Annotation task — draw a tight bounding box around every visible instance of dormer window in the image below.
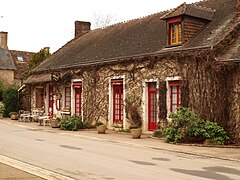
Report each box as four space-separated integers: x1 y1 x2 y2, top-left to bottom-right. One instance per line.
166 17 182 46
17 56 24 62
170 22 182 45
161 3 215 47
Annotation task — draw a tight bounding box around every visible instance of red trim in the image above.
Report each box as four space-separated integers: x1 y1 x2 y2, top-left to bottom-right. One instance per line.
111 79 123 85
169 81 180 86
113 84 123 123
169 81 181 112
148 82 157 131
166 17 181 23
74 88 82 116
48 84 53 116
72 82 82 88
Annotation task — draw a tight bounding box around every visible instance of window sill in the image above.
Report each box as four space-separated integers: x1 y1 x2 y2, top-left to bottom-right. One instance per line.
165 44 182 48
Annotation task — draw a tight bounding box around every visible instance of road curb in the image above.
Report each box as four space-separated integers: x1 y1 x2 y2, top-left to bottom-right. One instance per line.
0 154 74 180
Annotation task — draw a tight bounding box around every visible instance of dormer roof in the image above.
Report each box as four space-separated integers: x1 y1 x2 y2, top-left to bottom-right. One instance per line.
161 3 215 21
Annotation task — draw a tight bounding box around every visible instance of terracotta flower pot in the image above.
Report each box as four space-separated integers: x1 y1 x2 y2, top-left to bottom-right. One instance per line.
10 114 19 120
130 128 142 139
51 119 60 128
97 125 107 134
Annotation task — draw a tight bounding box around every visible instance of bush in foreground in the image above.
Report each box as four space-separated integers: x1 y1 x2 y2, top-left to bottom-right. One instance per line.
59 115 86 131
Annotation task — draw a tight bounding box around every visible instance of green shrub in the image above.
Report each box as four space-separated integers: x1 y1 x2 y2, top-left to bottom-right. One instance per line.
163 107 205 143
163 107 229 145
203 121 229 145
3 88 19 117
95 121 104 126
59 115 86 131
152 130 162 138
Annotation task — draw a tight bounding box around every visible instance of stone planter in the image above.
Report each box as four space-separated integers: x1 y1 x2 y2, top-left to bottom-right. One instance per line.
51 119 60 128
97 125 107 134
10 114 19 120
130 128 142 139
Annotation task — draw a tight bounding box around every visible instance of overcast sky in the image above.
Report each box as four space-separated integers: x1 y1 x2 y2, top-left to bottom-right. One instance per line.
0 0 198 53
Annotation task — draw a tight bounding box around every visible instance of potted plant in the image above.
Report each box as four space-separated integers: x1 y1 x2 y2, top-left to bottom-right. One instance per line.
96 121 107 134
0 104 4 119
125 94 142 139
51 117 61 128
9 112 19 120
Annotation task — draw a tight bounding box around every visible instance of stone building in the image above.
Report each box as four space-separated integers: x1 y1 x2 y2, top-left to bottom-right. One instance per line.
25 0 240 139
0 31 35 87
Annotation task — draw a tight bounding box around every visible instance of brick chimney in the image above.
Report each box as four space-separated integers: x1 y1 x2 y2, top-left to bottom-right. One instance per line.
0 31 8 49
75 21 91 38
43 47 50 53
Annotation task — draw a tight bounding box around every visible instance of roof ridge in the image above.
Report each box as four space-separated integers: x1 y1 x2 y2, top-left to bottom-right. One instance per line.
160 2 186 19
190 2 216 12
91 10 169 32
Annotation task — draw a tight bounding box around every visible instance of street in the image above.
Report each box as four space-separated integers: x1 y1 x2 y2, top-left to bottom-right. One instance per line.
0 121 240 180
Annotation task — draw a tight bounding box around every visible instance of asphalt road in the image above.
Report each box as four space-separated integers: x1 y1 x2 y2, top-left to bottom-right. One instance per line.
0 122 240 180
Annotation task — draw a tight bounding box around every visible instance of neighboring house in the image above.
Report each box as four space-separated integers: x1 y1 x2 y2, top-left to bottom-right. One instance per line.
0 32 17 87
0 31 35 87
25 0 240 140
11 50 35 87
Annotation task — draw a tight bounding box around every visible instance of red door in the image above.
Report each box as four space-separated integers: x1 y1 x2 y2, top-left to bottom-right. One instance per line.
74 87 82 116
48 84 53 117
148 82 157 131
113 85 123 123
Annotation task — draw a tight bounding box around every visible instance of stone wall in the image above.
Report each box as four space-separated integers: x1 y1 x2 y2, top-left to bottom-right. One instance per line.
0 70 15 87
28 55 240 137
228 69 240 140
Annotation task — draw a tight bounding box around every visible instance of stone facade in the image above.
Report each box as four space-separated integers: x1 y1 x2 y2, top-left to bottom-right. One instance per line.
0 70 15 87
26 0 240 140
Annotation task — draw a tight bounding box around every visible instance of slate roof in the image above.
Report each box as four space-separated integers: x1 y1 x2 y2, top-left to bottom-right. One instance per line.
10 50 35 79
0 48 16 70
32 0 238 73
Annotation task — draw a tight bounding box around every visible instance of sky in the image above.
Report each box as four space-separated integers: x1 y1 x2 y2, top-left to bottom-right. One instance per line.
0 0 198 53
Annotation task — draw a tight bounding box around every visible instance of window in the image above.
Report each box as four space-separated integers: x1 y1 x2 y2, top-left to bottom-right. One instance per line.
36 88 44 108
148 82 157 131
112 80 123 123
169 22 182 45
169 81 181 112
72 82 82 116
65 87 71 109
17 56 24 62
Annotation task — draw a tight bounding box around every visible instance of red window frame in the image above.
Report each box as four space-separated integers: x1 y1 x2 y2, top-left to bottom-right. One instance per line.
48 84 54 116
36 87 44 109
169 81 181 112
112 81 123 123
148 82 157 131
73 82 82 116
167 17 182 45
65 87 71 109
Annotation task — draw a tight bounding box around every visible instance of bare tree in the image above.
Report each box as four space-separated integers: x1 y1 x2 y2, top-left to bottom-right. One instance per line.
92 12 117 29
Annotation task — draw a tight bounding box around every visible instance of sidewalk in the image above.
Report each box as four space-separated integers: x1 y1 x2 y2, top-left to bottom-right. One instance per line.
0 162 44 180
1 118 240 164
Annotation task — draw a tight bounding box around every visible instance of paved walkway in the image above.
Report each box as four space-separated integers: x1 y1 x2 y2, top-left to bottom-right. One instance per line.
0 162 44 180
0 117 240 179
